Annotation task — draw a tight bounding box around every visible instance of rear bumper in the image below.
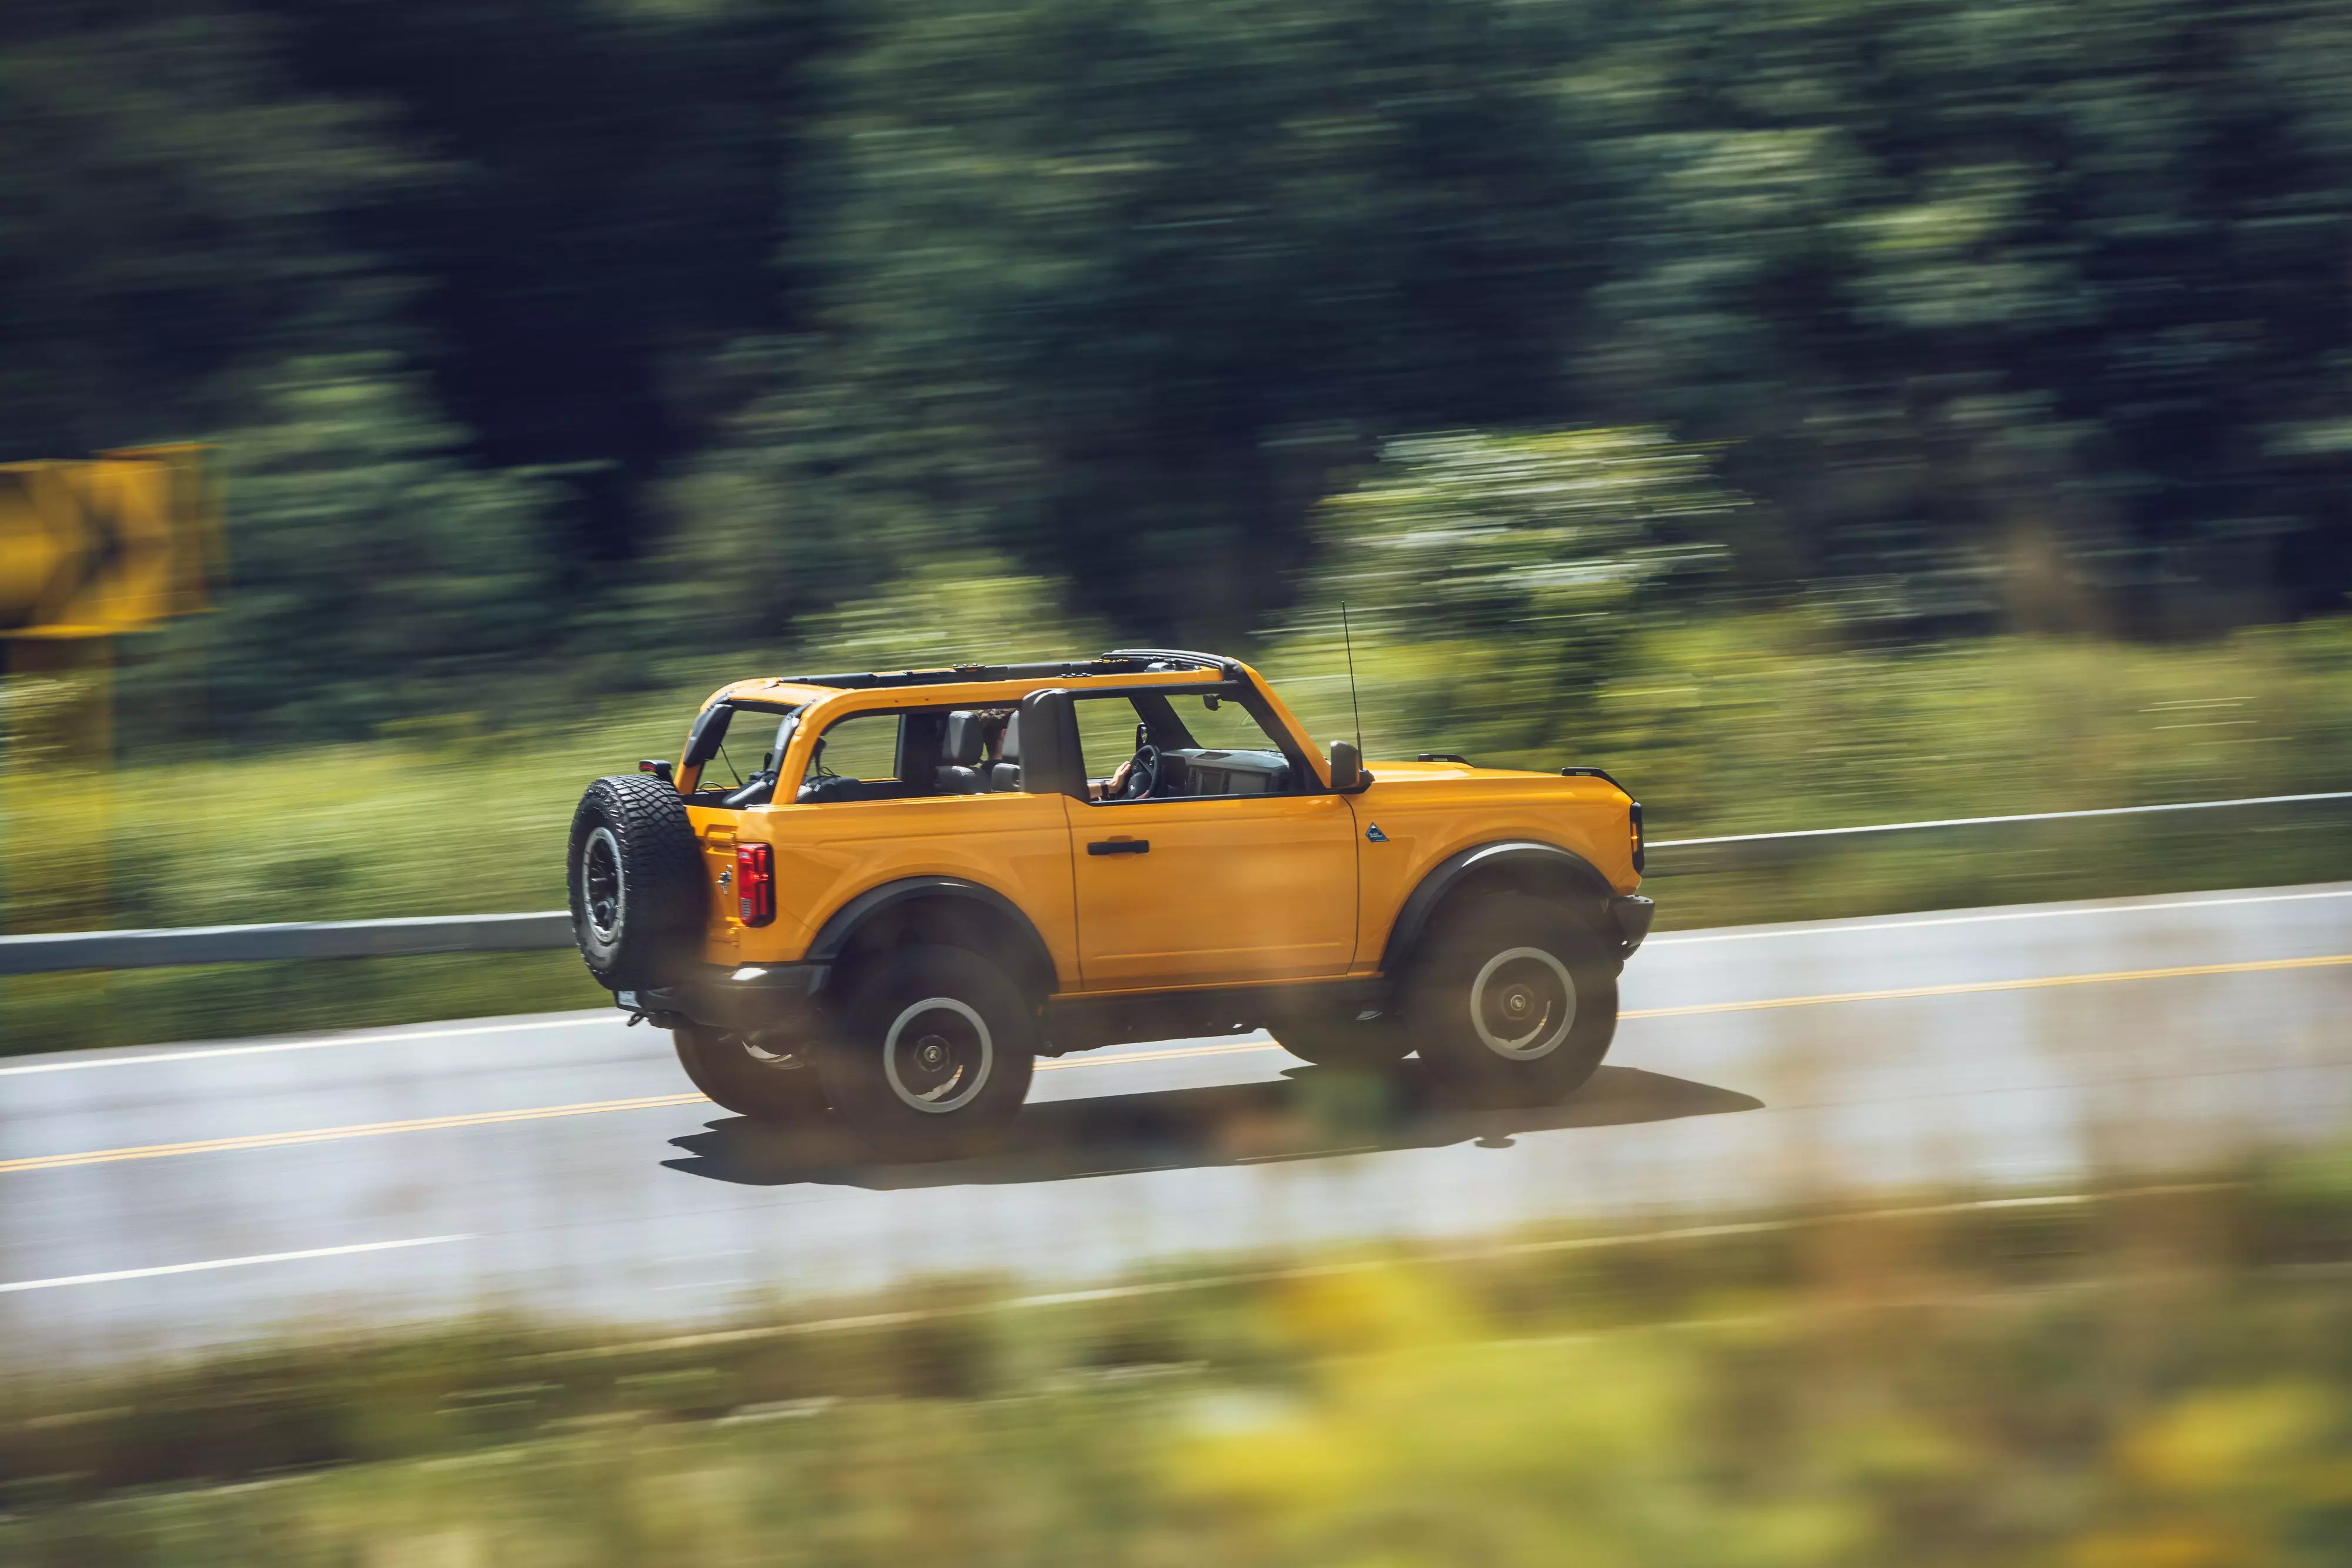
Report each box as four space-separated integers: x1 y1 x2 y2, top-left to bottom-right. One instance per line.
1609 895 1656 958
616 961 831 1035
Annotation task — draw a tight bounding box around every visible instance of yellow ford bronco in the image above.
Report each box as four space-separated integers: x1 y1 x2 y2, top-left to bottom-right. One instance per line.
567 650 1651 1159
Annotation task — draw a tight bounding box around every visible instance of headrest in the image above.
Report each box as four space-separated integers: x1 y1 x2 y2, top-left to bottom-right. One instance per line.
943 710 985 767
998 712 1020 762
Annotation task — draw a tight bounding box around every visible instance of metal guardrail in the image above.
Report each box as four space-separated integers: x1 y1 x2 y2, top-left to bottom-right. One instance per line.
0 791 2344 977
1641 789 2352 875
0 913 573 977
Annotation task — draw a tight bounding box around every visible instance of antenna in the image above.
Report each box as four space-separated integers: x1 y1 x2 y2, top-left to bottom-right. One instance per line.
1341 600 1364 755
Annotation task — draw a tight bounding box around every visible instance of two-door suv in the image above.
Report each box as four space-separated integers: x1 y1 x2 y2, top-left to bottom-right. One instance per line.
568 650 1652 1159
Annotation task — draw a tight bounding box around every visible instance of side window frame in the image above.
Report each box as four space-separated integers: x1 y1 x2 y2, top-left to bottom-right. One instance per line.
791 707 907 803
1073 681 1326 803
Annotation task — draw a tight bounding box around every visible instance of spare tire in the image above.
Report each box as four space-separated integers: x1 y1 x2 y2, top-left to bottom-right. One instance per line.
567 774 706 989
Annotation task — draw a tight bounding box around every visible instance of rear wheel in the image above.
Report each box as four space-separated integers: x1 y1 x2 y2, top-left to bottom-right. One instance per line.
1407 893 1617 1106
817 945 1036 1161
673 1024 831 1122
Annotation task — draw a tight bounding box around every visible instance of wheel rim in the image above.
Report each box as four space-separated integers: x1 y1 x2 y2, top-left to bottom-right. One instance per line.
882 997 993 1113
582 827 624 940
1468 947 1575 1060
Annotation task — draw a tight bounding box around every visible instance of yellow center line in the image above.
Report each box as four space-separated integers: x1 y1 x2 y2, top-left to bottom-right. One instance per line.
1621 952 2352 1019
4 953 2344 1176
0 1094 711 1175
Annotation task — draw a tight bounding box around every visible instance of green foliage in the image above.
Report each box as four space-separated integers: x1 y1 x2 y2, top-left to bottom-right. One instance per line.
11 0 2352 737
1307 427 1738 713
192 356 567 732
0 6 417 456
5 1175 2352 1565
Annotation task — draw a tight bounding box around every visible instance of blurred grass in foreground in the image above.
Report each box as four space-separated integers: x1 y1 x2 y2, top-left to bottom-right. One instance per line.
5 1150 2352 1565
3 608 2349 1054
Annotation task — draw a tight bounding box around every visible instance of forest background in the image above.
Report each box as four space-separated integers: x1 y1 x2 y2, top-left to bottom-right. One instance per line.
4 0 2351 1047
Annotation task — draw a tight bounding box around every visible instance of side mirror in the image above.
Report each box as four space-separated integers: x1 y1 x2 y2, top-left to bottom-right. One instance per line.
1328 740 1372 793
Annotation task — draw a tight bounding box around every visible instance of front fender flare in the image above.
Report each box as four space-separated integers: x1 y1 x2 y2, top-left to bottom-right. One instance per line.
1380 840 1617 976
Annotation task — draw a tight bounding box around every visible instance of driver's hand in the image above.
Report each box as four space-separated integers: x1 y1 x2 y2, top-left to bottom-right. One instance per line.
1105 759 1135 796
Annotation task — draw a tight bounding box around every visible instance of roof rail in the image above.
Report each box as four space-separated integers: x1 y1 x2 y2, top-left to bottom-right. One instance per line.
763 654 1240 692
1097 648 1244 678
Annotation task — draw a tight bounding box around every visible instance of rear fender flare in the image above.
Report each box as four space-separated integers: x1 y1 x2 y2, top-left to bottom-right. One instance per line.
1380 840 1616 977
806 876 1061 1002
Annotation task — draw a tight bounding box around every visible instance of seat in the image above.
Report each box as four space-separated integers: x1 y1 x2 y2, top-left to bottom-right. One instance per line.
934 711 985 794
987 713 1023 792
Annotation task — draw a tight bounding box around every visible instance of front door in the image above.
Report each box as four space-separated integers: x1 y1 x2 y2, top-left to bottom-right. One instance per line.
1067 793 1359 986
1061 687 1359 988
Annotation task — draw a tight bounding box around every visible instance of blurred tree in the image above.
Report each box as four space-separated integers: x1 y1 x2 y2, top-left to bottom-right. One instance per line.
1568 0 2352 633
1287 426 1738 755
10 0 2352 735
0 6 415 457
769 0 1605 644
191 355 563 735
253 0 826 570
1312 428 1734 648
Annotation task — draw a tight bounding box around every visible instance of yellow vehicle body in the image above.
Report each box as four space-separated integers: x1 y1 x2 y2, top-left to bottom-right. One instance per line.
670 657 1642 1000
571 648 1650 1154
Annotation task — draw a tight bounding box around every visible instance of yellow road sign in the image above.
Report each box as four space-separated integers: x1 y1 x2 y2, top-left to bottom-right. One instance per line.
0 447 214 638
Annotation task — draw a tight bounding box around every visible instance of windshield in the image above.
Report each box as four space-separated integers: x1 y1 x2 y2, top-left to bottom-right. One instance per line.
687 703 801 798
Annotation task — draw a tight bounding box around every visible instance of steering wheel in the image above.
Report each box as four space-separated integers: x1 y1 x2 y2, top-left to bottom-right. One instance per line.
1118 743 1161 800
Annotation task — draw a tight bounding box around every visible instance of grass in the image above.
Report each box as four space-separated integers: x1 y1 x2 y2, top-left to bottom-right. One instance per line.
4 610 2350 1054
5 1152 2352 1565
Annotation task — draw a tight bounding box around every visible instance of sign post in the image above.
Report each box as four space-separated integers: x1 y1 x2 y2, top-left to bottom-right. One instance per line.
1 447 219 1030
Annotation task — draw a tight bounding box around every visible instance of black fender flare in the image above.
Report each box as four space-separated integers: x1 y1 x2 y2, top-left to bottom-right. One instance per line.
1379 840 1617 977
806 875 1062 998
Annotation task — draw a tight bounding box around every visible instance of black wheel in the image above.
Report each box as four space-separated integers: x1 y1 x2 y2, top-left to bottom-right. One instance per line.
1273 1016 1412 1071
1406 893 1617 1107
674 1024 832 1122
566 774 704 990
817 945 1036 1161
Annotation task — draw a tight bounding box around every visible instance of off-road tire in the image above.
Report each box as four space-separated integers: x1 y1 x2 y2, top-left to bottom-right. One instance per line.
818 945 1035 1162
1273 1017 1413 1072
567 774 704 991
674 1024 832 1122
1406 892 1617 1107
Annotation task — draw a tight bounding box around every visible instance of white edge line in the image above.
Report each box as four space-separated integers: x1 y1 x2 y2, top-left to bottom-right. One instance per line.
0 1234 472 1294
1646 887 2352 946
0 1016 626 1076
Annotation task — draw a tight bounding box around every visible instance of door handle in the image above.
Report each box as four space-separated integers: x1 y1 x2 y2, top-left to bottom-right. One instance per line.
1087 838 1150 855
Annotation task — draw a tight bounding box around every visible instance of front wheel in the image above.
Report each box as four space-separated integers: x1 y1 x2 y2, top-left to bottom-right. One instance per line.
673 1024 831 1122
1407 894 1618 1107
817 945 1035 1161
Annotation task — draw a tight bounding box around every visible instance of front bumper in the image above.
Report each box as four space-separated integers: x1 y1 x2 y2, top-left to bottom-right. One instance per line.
1609 895 1656 957
616 960 831 1035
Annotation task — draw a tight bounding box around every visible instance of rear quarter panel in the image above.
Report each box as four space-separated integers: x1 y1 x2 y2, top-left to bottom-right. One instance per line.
1348 763 1639 974
690 794 1080 985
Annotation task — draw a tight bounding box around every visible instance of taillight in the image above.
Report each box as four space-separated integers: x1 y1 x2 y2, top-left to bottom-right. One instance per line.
1629 801 1645 875
734 842 774 926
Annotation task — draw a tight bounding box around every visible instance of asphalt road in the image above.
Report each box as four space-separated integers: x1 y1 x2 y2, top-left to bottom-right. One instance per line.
4 881 2347 1364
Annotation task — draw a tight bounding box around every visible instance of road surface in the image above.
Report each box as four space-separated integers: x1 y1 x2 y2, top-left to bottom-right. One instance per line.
3 881 2347 1363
